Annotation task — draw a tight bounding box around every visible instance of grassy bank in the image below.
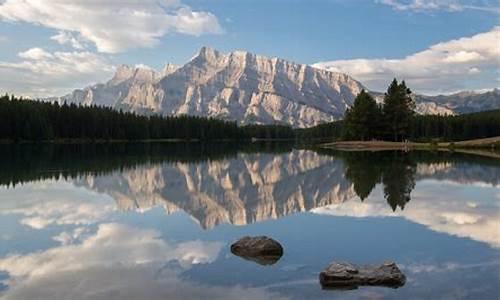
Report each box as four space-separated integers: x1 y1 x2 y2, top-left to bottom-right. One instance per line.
320 136 500 150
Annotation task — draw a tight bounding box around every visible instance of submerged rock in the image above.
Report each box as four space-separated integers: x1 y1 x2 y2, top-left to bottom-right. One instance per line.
319 261 406 290
230 236 283 265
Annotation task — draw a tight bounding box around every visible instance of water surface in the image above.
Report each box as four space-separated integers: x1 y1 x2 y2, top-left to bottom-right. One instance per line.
0 143 498 300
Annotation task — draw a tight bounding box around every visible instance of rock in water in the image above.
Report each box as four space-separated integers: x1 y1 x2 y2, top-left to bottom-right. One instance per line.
319 261 406 290
230 236 283 265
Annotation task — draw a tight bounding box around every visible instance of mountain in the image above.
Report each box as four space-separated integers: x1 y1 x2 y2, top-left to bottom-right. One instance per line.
414 89 500 114
58 47 366 127
370 91 456 115
60 63 179 108
56 47 499 127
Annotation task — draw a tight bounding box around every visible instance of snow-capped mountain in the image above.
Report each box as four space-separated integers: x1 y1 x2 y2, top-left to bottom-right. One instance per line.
57 47 499 127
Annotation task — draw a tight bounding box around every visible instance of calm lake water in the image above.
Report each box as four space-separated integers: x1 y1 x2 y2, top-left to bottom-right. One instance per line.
0 143 498 300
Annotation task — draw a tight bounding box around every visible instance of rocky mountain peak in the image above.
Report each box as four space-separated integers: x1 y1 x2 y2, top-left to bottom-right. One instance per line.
111 65 136 84
161 63 179 77
192 46 224 63
56 47 499 126
109 64 160 85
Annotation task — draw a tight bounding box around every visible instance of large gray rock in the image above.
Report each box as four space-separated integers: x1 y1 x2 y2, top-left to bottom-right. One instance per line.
319 261 406 290
230 236 283 265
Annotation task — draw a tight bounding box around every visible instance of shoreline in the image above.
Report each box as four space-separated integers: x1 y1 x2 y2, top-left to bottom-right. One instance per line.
320 137 500 150
319 137 500 159
0 138 297 145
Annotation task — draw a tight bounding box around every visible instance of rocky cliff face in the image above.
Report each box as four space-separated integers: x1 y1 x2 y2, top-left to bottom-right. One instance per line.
58 47 499 127
414 88 500 114
59 47 367 127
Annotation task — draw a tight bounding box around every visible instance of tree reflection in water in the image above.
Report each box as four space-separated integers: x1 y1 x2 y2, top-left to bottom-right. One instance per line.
342 151 417 211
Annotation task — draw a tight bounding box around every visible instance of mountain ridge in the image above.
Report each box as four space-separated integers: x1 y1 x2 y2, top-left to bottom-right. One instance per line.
55 47 499 127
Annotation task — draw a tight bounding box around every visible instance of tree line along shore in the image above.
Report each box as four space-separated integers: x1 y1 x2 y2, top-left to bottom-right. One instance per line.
1 79 499 147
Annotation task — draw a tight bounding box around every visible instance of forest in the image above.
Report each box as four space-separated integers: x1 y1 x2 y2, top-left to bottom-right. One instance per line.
0 94 294 141
298 109 500 142
298 79 500 142
1 86 499 143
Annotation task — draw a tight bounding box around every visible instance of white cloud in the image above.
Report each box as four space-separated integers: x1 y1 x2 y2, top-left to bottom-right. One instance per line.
376 0 500 14
313 27 500 94
0 35 7 43
52 227 88 246
0 48 114 97
404 260 500 274
50 31 86 50
0 223 284 300
18 47 53 60
0 0 223 53
0 223 222 279
312 181 500 247
0 180 116 229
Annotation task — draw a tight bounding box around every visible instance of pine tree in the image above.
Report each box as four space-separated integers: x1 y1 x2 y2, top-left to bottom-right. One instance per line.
383 79 415 141
343 90 382 140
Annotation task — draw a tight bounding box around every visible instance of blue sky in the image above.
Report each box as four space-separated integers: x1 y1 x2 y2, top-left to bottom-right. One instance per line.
0 0 498 96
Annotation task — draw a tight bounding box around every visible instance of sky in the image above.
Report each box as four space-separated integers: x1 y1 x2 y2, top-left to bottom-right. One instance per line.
0 0 498 97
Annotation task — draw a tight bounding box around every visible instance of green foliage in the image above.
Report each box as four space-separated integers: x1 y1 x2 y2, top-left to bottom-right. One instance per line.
298 80 499 142
410 109 500 141
2 87 498 143
294 120 344 142
241 124 295 139
342 90 382 140
382 79 415 141
0 94 294 142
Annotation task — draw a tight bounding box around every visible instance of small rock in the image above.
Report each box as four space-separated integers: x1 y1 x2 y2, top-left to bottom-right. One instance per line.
230 236 283 265
320 261 406 290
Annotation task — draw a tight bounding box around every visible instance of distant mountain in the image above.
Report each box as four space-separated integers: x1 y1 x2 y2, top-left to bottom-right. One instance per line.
55 47 499 127
414 89 500 114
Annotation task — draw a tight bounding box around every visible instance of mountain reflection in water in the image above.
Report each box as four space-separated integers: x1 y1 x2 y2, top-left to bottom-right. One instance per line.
0 143 498 300
0 143 498 237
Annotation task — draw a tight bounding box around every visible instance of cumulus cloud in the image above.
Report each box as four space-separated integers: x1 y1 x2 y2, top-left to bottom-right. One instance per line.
18 47 53 60
0 223 284 300
0 180 116 229
50 31 86 50
0 223 222 278
313 27 500 94
376 0 500 14
52 227 89 246
312 180 500 247
0 47 114 97
0 0 224 53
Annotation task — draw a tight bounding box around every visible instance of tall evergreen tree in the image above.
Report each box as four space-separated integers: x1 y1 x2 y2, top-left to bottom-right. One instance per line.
342 90 382 140
383 79 415 141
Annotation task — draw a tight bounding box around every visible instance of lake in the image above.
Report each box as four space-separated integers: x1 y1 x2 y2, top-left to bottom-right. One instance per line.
0 143 498 300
